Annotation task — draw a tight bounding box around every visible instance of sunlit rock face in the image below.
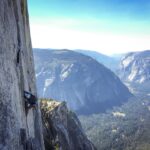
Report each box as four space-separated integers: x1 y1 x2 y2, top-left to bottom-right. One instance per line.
118 50 150 95
41 100 96 150
34 49 132 115
0 1 44 149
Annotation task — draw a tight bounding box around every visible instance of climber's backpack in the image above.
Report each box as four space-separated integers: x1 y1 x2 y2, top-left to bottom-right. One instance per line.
24 91 37 108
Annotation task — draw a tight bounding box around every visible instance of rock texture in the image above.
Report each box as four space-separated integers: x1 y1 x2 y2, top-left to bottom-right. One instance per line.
0 0 44 149
34 49 132 114
41 100 96 150
118 50 150 95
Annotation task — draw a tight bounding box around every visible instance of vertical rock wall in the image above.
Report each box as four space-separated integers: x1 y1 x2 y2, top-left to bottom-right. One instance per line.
0 0 44 149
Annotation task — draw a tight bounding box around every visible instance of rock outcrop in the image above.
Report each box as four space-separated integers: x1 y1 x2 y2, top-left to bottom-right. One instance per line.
34 49 132 114
0 0 44 149
41 99 96 150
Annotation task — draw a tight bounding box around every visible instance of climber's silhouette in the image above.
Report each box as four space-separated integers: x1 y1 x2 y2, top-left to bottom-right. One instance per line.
24 91 37 110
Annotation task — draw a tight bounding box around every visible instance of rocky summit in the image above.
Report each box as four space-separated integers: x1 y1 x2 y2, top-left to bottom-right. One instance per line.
41 99 96 150
34 49 132 114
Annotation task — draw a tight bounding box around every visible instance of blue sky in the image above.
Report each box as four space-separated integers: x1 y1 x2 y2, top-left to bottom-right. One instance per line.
28 0 150 55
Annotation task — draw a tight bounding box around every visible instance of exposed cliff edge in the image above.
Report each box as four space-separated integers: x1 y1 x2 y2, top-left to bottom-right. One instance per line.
0 0 44 149
41 100 96 150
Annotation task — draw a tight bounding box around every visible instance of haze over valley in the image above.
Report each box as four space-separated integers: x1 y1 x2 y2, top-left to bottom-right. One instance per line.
33 48 150 149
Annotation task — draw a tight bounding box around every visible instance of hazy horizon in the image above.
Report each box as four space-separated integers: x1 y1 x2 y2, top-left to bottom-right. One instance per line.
28 0 150 55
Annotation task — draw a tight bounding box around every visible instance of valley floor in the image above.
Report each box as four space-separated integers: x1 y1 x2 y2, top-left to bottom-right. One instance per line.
79 96 150 150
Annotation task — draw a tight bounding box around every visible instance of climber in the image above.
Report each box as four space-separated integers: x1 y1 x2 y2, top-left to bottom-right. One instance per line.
24 91 37 110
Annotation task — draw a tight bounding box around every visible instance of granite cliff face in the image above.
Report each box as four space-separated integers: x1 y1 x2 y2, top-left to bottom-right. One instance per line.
118 50 150 95
41 100 96 150
34 49 132 114
0 0 44 149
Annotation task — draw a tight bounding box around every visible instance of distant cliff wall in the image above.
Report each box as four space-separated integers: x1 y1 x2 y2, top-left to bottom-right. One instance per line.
0 0 44 149
34 49 132 115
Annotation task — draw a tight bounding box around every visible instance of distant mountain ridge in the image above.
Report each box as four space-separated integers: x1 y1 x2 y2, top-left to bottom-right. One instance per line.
75 49 121 72
33 49 132 115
